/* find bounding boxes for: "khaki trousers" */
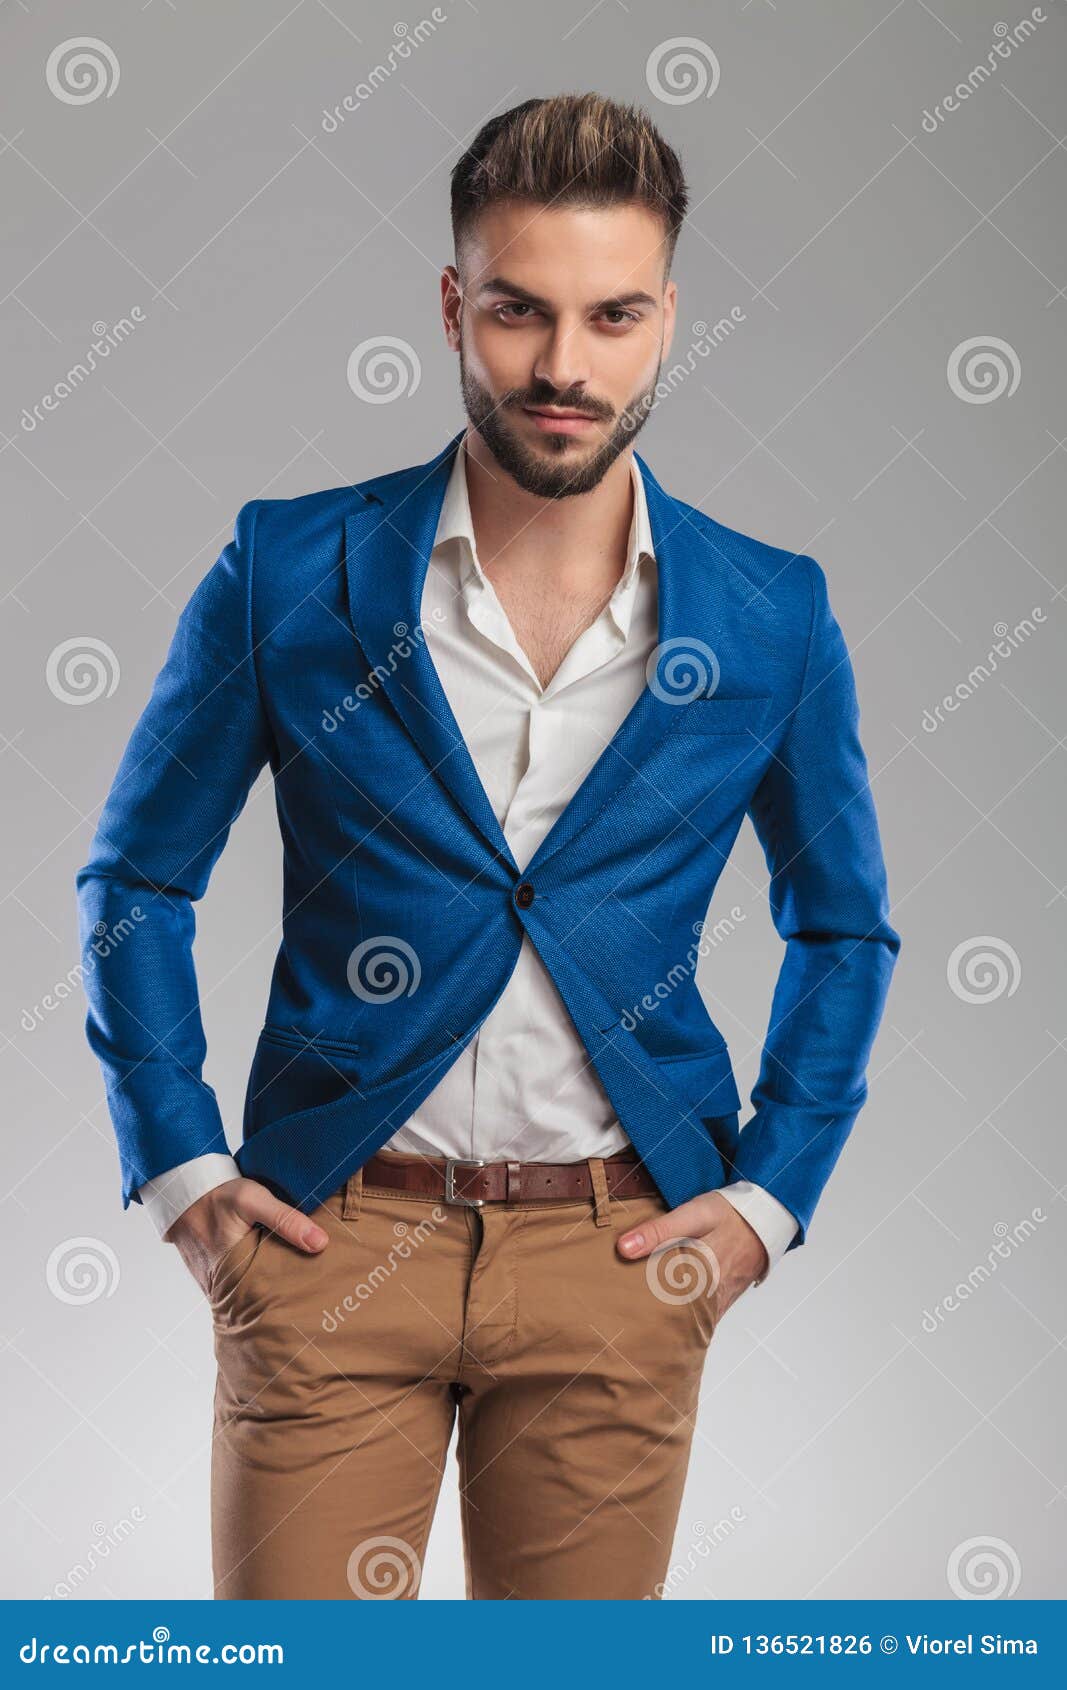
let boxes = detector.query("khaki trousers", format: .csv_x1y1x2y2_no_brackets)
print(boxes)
209,1150,720,1599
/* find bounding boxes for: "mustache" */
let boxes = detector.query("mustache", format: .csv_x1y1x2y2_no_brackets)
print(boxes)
506,388,614,422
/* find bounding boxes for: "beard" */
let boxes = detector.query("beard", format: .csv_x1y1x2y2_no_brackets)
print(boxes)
459,343,661,499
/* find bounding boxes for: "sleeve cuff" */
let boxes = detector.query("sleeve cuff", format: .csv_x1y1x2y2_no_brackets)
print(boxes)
138,1154,242,1238
718,1180,799,1285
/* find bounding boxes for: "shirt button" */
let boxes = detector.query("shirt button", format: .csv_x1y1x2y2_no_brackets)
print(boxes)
514,881,535,909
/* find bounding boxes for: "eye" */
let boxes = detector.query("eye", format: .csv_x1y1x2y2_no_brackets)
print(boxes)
495,302,539,322
600,308,640,327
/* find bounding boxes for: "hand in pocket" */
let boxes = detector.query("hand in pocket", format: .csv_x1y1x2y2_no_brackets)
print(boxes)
164,1176,331,1298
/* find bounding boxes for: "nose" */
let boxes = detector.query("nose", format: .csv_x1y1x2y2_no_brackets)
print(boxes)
532,320,591,397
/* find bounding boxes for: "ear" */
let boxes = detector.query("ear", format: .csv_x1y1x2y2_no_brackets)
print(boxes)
441,266,462,351
661,277,678,363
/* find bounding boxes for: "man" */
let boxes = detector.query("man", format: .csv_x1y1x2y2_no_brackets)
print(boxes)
77,93,900,1600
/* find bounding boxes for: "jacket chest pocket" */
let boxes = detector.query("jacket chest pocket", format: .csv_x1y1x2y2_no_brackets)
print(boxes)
674,694,772,735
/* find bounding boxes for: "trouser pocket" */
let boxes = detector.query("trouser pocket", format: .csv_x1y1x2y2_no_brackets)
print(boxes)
207,1225,265,1311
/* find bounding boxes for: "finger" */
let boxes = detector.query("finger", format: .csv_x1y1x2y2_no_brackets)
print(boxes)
235,1184,329,1252
616,1194,717,1258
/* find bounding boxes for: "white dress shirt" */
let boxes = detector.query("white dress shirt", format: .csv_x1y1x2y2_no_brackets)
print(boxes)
141,440,799,1280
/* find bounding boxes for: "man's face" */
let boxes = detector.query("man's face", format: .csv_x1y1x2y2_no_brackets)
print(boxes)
443,200,676,498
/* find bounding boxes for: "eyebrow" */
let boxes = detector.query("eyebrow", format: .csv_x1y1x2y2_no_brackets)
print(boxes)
475,276,658,313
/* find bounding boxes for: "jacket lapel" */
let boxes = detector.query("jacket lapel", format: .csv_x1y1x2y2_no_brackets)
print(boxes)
522,452,732,877
343,432,743,880
343,430,519,870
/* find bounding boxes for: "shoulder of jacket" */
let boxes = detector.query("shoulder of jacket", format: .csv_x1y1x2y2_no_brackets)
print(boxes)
234,485,381,595
668,493,822,618
242,481,375,535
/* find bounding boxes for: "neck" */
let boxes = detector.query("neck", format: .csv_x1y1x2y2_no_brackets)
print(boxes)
461,426,635,592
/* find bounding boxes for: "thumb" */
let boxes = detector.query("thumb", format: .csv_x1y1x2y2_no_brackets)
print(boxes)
236,1181,330,1254
616,1194,713,1260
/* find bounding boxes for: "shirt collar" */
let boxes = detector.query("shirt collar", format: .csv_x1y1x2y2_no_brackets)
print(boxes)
433,434,656,640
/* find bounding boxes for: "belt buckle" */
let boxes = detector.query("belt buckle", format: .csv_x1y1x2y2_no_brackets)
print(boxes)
444,1156,488,1207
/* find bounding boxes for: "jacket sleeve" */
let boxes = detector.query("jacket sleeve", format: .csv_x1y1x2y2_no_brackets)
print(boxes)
75,501,275,1207
728,556,901,1247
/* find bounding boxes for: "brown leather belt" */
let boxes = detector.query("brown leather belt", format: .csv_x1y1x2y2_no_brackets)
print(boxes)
360,1150,660,1207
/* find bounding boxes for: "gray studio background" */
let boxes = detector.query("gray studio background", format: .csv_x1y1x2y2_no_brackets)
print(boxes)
2,0,1064,1601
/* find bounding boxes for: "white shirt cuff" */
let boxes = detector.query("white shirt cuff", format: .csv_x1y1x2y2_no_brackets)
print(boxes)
717,1180,799,1285
138,1154,242,1238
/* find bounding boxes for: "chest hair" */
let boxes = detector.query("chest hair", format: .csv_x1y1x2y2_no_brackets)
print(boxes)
489,569,619,689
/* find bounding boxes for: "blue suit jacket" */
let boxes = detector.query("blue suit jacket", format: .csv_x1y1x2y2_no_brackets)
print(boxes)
76,429,901,1252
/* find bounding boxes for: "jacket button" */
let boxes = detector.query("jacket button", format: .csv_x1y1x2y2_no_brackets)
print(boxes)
514,881,535,909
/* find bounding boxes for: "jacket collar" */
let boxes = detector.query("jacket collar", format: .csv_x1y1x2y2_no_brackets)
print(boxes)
435,432,656,642
343,428,737,874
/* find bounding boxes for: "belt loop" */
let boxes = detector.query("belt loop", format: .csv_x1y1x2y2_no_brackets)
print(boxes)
342,1163,364,1223
588,1157,612,1227
506,1161,521,1203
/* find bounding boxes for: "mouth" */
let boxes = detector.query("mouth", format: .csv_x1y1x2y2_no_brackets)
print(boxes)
521,405,600,435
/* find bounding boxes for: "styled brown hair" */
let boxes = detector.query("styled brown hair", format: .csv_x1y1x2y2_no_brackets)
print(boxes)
450,93,688,275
